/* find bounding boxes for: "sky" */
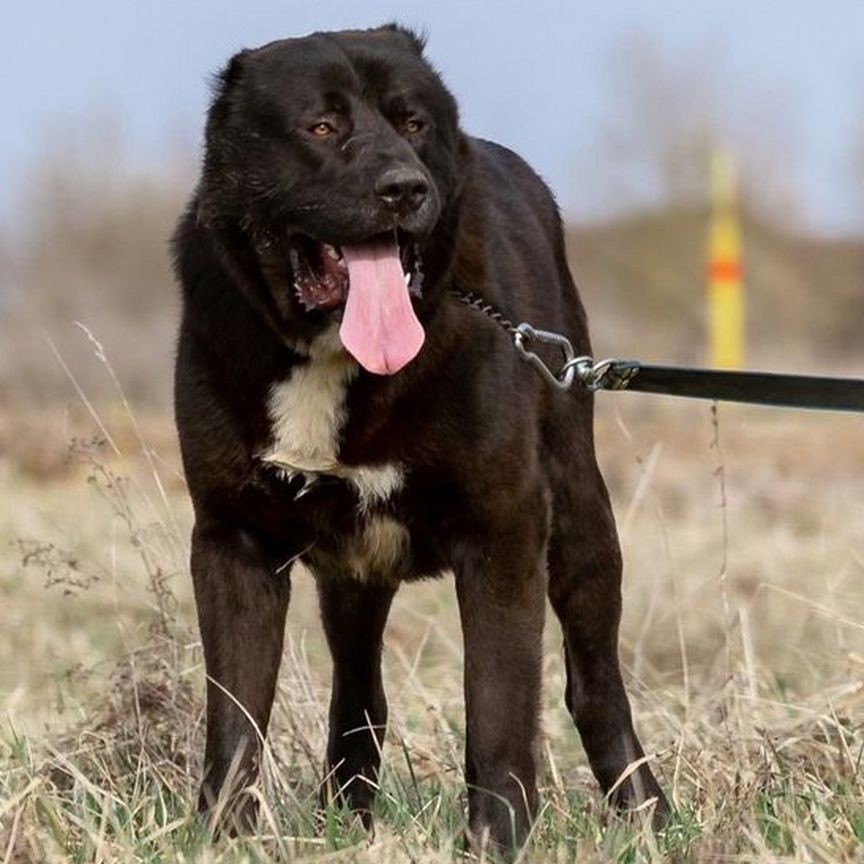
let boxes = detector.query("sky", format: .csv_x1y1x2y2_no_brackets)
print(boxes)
2,0,863,234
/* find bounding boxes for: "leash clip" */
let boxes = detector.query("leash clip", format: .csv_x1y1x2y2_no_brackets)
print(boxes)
514,323,627,392
514,323,581,391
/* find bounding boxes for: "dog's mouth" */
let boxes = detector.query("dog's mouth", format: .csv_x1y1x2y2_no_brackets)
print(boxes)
290,232,423,312
288,232,426,375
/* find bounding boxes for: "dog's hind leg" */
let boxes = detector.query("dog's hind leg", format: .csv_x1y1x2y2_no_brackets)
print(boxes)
191,520,291,833
316,576,396,827
545,432,669,823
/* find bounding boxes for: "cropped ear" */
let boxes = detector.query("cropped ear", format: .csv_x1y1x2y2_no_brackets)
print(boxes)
214,48,251,94
378,22,427,56
204,48,252,148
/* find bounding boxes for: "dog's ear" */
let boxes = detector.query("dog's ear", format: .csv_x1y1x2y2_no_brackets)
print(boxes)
205,48,252,142
202,48,254,198
214,48,251,94
378,23,427,56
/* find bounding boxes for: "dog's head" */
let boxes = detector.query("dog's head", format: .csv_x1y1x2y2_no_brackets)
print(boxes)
197,25,468,373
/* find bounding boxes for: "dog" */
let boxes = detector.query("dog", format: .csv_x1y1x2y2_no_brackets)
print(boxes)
172,23,667,854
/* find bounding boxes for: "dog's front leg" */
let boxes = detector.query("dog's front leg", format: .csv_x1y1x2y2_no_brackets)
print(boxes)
190,519,291,832
316,575,396,827
453,518,547,857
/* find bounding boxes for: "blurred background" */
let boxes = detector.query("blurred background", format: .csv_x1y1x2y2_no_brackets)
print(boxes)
2,4,864,859
1,0,863,411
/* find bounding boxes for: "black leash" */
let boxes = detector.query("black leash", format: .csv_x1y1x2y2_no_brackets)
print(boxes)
451,290,864,414
599,362,864,413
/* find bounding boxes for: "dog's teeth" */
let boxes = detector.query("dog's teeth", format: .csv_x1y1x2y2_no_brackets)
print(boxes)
294,281,314,310
404,272,411,287
324,244,340,261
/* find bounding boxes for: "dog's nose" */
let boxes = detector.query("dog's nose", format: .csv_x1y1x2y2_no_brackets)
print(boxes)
375,167,429,211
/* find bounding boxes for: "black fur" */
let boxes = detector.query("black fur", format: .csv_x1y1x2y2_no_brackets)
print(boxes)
173,24,667,855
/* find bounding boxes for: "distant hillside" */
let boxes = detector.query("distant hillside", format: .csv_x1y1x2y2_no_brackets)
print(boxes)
1,172,862,410
567,207,864,374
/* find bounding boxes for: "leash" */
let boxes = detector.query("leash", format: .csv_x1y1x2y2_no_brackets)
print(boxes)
451,290,864,413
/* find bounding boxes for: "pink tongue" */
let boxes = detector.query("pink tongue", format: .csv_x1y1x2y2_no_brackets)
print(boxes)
339,238,425,375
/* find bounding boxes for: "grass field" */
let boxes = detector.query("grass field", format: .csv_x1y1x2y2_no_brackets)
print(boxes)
1,394,862,862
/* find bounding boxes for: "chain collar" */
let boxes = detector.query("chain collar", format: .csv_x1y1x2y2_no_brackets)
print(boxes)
449,288,631,392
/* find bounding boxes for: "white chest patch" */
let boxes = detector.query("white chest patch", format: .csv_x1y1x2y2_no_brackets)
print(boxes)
259,325,404,509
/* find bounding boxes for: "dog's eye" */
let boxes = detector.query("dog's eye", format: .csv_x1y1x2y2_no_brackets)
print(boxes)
310,122,335,137
403,118,424,135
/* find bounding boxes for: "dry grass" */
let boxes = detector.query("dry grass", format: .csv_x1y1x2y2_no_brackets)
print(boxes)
2,100,862,864
1,380,863,861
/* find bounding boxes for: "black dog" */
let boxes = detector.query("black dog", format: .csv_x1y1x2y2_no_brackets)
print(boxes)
173,24,667,853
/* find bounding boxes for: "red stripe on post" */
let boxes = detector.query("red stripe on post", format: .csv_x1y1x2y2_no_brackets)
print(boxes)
709,259,742,281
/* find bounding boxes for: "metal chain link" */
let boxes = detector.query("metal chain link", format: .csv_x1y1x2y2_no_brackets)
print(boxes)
450,289,520,337
450,288,629,393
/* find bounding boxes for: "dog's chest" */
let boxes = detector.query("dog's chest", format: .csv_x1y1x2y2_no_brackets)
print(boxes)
258,328,408,579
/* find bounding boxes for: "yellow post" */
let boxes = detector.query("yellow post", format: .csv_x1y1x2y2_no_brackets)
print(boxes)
708,148,745,368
